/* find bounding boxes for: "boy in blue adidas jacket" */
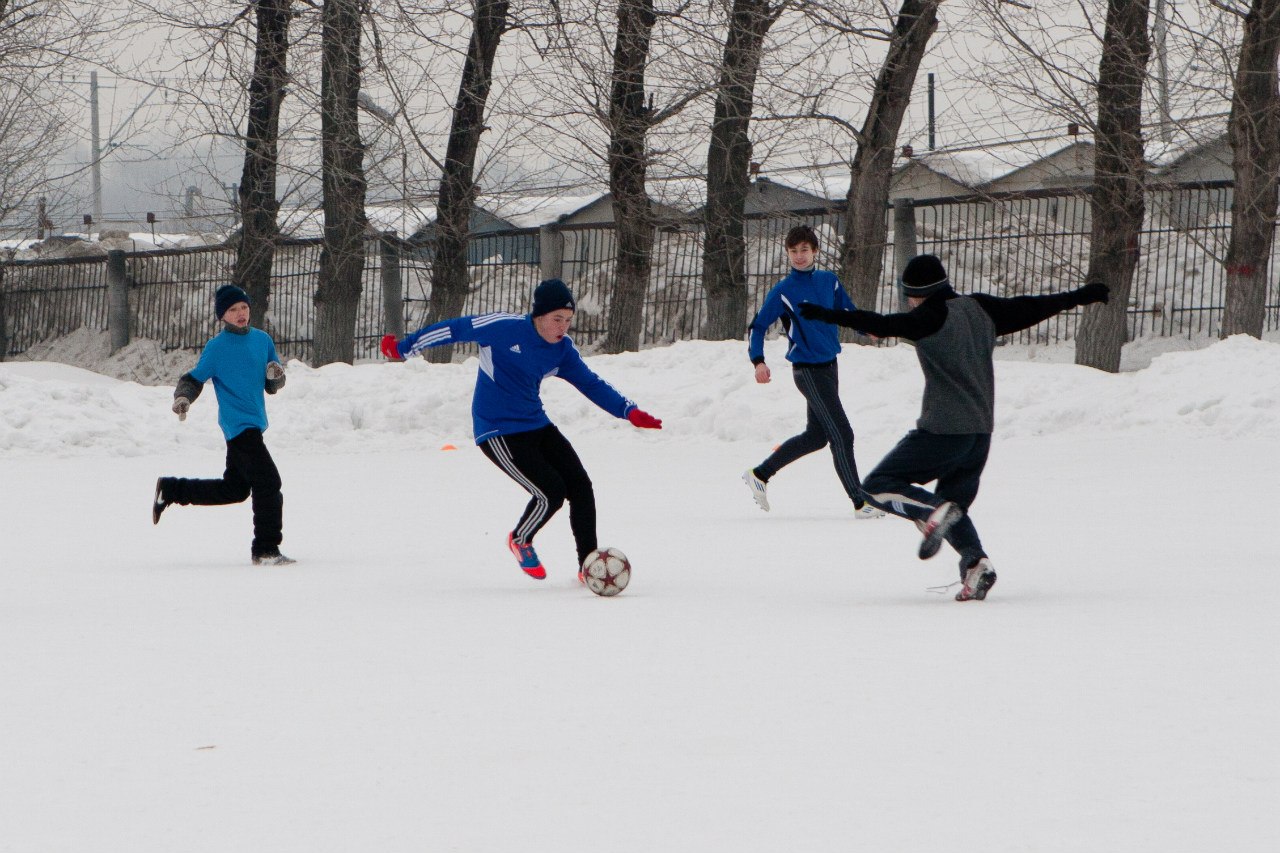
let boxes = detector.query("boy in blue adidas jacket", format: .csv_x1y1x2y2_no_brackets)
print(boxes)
152,284,293,565
742,224,881,520
381,278,662,581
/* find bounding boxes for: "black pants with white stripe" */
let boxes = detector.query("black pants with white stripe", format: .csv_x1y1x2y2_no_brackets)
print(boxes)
480,424,597,565
755,360,866,508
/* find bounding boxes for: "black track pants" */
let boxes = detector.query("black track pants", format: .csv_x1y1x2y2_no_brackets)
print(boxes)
480,425,597,565
755,360,865,506
162,428,284,557
861,429,990,566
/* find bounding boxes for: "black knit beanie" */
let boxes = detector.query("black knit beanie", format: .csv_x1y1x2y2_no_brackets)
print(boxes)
531,278,575,317
900,254,950,297
214,284,251,320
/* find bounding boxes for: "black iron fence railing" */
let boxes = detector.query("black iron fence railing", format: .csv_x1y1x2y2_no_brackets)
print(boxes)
2,181,1276,364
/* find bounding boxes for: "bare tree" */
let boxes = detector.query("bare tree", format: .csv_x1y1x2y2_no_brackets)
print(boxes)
604,0,677,353
1075,0,1150,372
313,0,370,365
1221,0,1280,339
837,0,940,314
411,0,510,362
527,1,714,353
1,1,110,358
0,1,110,228
232,0,293,328
700,0,786,341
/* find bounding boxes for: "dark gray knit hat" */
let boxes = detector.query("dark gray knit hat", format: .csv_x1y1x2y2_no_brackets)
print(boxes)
532,278,575,317
214,284,251,319
900,254,950,297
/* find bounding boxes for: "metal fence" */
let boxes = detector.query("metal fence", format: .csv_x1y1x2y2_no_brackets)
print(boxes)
3,181,1277,363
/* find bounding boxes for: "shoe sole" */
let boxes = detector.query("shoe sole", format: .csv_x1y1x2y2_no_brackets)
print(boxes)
508,536,546,580
742,471,769,512
152,478,166,525
918,503,963,560
956,571,997,602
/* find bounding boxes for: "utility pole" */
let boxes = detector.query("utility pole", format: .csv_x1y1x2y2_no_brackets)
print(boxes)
1154,0,1171,144
90,71,102,232
927,73,936,150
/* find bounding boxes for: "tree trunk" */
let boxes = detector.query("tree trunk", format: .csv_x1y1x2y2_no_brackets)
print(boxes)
839,0,940,313
1222,0,1280,340
1076,0,1150,373
423,0,509,363
313,0,369,366
700,0,781,341
604,0,658,354
232,0,292,330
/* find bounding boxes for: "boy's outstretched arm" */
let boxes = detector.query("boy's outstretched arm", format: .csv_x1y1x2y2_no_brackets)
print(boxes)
972,283,1109,336
799,300,945,341
380,334,404,361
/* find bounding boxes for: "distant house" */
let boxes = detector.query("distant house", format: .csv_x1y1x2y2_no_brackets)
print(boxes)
972,141,1098,230
891,150,1001,200
406,207,535,266
1151,134,1233,229
980,142,1096,194
275,203,534,265
486,191,689,277
741,177,838,215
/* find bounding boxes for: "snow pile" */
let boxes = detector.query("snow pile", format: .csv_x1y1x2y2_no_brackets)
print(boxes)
4,334,1278,459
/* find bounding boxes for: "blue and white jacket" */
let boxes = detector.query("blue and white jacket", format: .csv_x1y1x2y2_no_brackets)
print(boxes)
747,267,856,366
396,312,636,444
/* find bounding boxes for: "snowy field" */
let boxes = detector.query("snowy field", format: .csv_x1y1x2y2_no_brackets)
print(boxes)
2,334,1278,852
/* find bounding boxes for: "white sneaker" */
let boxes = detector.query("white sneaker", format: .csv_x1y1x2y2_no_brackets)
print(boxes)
855,503,885,520
252,552,296,566
956,558,997,601
742,469,770,512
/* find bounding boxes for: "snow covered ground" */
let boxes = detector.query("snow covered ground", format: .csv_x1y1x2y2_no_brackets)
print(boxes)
2,334,1278,852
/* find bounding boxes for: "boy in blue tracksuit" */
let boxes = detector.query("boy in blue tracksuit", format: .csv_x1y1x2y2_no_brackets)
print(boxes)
152,284,293,565
742,224,882,519
381,278,663,581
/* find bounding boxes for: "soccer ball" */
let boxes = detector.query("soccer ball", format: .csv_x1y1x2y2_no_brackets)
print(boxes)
582,547,631,597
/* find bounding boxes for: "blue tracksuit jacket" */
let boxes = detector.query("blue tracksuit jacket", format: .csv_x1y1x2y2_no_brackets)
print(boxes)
396,313,636,443
747,267,856,365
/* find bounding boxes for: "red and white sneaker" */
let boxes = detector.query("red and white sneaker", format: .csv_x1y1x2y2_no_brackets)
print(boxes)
918,501,963,560
508,532,546,580
956,558,997,601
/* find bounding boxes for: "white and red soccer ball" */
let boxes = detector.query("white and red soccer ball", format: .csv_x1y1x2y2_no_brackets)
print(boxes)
582,547,631,597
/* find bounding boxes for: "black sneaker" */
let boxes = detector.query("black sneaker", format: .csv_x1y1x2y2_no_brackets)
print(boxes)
956,558,997,601
918,501,963,560
152,478,170,525
252,552,296,566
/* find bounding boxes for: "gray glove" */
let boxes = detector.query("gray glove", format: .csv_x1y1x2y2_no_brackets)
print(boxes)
266,361,285,381
172,397,191,421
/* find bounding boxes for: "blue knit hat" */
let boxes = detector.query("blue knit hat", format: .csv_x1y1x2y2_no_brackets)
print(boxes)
214,284,250,319
532,278,575,317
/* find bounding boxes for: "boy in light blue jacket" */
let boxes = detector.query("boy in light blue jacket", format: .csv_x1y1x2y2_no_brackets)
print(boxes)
152,285,293,565
742,224,882,520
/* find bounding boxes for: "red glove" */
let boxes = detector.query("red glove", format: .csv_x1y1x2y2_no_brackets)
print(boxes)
627,408,662,429
380,334,404,361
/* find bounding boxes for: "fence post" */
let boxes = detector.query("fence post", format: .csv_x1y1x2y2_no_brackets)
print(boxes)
381,233,404,338
106,249,130,353
892,197,917,312
539,225,564,281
